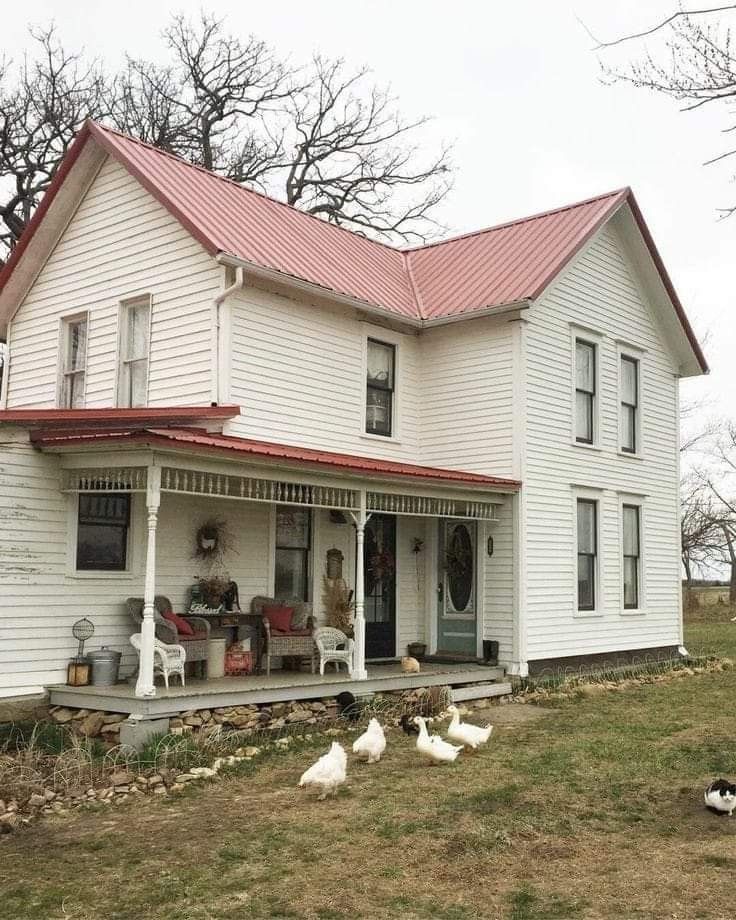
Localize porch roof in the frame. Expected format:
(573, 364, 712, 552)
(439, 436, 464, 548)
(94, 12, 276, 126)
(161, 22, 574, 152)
(32, 424, 520, 491)
(0, 405, 240, 428)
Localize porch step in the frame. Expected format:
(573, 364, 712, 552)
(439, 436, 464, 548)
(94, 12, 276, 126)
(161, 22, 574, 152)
(422, 654, 498, 667)
(451, 681, 513, 703)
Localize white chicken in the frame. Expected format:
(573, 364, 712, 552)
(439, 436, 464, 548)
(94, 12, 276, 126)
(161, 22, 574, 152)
(352, 718, 387, 764)
(414, 716, 463, 765)
(298, 742, 347, 799)
(446, 705, 493, 751)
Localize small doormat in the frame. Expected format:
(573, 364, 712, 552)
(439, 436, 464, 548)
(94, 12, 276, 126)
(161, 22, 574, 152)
(421, 654, 490, 666)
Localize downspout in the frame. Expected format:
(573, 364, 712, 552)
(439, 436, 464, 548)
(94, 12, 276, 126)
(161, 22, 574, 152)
(212, 265, 245, 406)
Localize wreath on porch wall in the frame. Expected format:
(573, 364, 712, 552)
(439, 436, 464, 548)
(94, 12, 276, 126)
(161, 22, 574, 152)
(193, 518, 233, 565)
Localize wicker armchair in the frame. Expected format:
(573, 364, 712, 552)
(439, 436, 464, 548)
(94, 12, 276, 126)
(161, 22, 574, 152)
(313, 627, 355, 676)
(251, 595, 315, 676)
(126, 596, 210, 676)
(130, 633, 186, 689)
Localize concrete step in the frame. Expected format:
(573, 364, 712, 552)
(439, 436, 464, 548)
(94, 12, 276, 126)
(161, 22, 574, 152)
(451, 681, 513, 703)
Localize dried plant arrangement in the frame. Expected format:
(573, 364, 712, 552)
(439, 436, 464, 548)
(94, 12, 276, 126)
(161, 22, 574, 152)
(322, 576, 354, 636)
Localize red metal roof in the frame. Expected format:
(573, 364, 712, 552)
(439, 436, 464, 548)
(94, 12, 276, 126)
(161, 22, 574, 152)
(30, 425, 520, 491)
(0, 120, 707, 373)
(0, 406, 240, 429)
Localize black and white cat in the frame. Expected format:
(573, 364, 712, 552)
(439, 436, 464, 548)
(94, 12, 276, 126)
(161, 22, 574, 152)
(704, 779, 736, 816)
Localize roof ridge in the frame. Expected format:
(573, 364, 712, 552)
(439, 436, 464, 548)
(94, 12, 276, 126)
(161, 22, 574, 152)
(403, 187, 631, 253)
(88, 120, 403, 255)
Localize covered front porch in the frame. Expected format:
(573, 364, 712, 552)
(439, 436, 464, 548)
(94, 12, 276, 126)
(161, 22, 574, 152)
(29, 415, 520, 710)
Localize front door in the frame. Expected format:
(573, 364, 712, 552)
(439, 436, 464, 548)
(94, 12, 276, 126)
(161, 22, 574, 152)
(364, 514, 396, 659)
(437, 519, 478, 656)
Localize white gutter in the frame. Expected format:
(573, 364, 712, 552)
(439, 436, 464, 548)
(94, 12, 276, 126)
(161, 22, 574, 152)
(215, 252, 530, 331)
(212, 265, 245, 405)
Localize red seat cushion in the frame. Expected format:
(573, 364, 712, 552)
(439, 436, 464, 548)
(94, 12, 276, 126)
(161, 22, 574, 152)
(162, 611, 195, 636)
(263, 605, 295, 633)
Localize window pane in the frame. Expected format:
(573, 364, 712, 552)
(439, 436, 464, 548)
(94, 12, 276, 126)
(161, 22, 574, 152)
(129, 359, 148, 408)
(367, 340, 394, 388)
(623, 556, 639, 608)
(576, 391, 593, 442)
(79, 494, 130, 525)
(274, 548, 308, 600)
(66, 372, 85, 409)
(623, 505, 639, 557)
(577, 500, 596, 554)
(366, 388, 392, 435)
(621, 404, 636, 452)
(127, 303, 150, 360)
(76, 493, 129, 571)
(276, 508, 310, 549)
(621, 357, 637, 405)
(576, 341, 594, 392)
(68, 320, 87, 372)
(577, 554, 595, 609)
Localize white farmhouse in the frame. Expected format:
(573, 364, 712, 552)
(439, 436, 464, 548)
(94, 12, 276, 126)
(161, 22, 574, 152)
(0, 121, 706, 713)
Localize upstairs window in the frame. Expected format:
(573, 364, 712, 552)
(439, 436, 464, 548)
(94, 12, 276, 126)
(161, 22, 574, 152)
(118, 298, 150, 407)
(76, 493, 130, 571)
(620, 355, 639, 454)
(577, 498, 597, 611)
(366, 339, 395, 437)
(622, 504, 641, 609)
(60, 315, 88, 409)
(575, 339, 596, 444)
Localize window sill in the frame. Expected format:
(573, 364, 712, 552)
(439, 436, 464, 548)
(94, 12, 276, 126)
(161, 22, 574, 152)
(572, 440, 602, 452)
(620, 608, 646, 616)
(573, 609, 604, 619)
(617, 450, 645, 461)
(65, 571, 138, 581)
(360, 432, 402, 446)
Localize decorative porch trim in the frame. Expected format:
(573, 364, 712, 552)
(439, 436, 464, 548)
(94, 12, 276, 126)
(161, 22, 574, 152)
(61, 466, 148, 492)
(367, 491, 499, 521)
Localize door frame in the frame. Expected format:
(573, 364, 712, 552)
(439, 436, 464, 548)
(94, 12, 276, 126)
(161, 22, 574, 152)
(363, 512, 397, 660)
(428, 518, 484, 658)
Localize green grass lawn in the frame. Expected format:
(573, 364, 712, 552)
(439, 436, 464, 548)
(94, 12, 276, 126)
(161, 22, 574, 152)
(4, 619, 736, 920)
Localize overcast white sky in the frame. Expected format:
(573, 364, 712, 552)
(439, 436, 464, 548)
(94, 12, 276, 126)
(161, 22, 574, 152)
(3, 1, 734, 417)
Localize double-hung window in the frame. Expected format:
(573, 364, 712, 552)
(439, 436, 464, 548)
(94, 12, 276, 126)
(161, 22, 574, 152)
(577, 498, 597, 611)
(575, 339, 596, 444)
(622, 504, 641, 609)
(620, 355, 639, 454)
(365, 339, 395, 437)
(118, 298, 150, 407)
(76, 493, 130, 571)
(274, 507, 311, 601)
(60, 315, 88, 408)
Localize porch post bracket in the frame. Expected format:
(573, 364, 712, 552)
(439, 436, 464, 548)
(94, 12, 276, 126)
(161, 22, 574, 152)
(348, 497, 372, 681)
(135, 466, 162, 699)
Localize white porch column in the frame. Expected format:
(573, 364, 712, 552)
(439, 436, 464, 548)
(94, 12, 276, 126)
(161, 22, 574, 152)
(135, 466, 161, 698)
(350, 492, 369, 681)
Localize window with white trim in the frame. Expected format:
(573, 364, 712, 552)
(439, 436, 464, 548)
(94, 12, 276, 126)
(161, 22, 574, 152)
(620, 355, 639, 454)
(575, 339, 596, 444)
(59, 314, 88, 408)
(622, 503, 641, 609)
(365, 338, 395, 437)
(117, 298, 150, 407)
(577, 498, 597, 611)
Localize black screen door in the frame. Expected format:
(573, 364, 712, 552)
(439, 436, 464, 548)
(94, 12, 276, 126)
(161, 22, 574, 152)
(364, 514, 396, 658)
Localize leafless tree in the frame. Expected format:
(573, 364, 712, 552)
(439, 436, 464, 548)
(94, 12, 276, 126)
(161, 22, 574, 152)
(590, 5, 736, 215)
(680, 472, 725, 598)
(0, 26, 110, 256)
(0, 14, 453, 261)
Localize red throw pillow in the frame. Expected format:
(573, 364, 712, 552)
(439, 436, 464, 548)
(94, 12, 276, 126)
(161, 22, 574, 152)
(263, 605, 295, 633)
(162, 611, 195, 637)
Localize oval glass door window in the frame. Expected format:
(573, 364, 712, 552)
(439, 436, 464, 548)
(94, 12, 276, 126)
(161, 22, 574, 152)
(446, 524, 474, 611)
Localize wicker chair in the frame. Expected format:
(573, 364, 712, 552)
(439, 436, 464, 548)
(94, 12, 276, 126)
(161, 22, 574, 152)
(126, 596, 210, 676)
(251, 595, 315, 676)
(130, 633, 186, 689)
(313, 627, 355, 676)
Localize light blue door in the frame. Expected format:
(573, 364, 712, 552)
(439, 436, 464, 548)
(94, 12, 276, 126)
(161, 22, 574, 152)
(437, 520, 477, 655)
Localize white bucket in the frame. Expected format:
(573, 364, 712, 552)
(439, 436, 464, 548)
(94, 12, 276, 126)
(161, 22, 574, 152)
(208, 638, 227, 679)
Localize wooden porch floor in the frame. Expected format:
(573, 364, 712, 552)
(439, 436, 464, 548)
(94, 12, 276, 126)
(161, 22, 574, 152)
(48, 662, 510, 717)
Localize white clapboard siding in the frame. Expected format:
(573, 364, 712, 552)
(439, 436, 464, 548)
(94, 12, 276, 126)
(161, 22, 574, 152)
(396, 517, 427, 650)
(418, 315, 515, 477)
(227, 288, 421, 461)
(523, 218, 681, 662)
(482, 499, 514, 663)
(6, 155, 220, 409)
